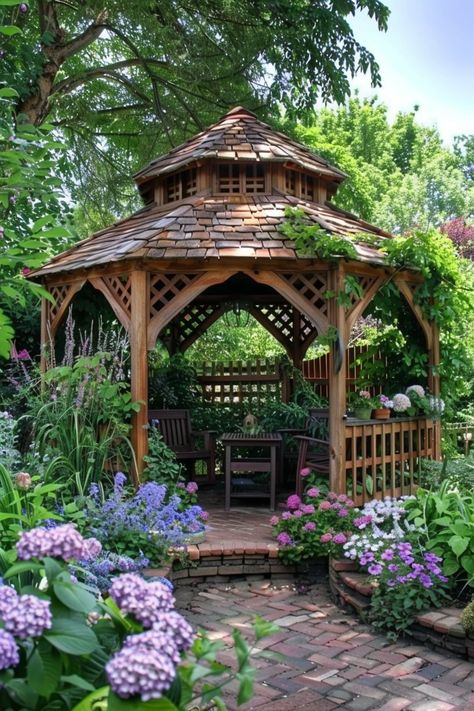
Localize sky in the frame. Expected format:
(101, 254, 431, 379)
(346, 0, 474, 146)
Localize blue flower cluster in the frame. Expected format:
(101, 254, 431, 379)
(84, 473, 207, 562)
(72, 551, 151, 592)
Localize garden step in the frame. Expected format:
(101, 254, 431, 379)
(339, 572, 374, 597)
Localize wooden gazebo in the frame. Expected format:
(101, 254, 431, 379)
(31, 107, 440, 501)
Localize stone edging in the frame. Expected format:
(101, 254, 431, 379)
(145, 541, 296, 585)
(329, 558, 474, 660)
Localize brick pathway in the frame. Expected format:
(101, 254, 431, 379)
(175, 578, 474, 711)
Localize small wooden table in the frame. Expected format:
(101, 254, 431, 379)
(220, 432, 282, 512)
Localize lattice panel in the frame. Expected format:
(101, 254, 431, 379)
(48, 284, 72, 324)
(167, 303, 223, 348)
(103, 275, 132, 318)
(252, 303, 316, 346)
(149, 273, 200, 320)
(281, 272, 329, 316)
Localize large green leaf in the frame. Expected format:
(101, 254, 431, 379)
(107, 690, 179, 710)
(71, 686, 109, 711)
(27, 645, 62, 698)
(53, 578, 98, 613)
(448, 535, 469, 557)
(45, 618, 99, 655)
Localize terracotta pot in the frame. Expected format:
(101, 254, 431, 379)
(373, 408, 391, 420)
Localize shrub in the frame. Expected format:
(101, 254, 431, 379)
(79, 473, 208, 564)
(272, 483, 358, 564)
(461, 600, 474, 635)
(0, 524, 273, 710)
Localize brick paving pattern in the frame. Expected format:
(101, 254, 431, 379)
(175, 578, 474, 711)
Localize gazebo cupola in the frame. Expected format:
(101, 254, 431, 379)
(30, 106, 440, 492)
(133, 106, 346, 208)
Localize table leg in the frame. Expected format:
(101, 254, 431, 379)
(225, 443, 231, 512)
(270, 444, 277, 512)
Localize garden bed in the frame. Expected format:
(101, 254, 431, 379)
(329, 557, 474, 660)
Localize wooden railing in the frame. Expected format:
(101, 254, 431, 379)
(344, 416, 439, 505)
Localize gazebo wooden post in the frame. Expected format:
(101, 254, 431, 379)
(130, 270, 149, 485)
(328, 263, 347, 495)
(428, 322, 442, 460)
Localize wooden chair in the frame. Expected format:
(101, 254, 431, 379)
(148, 409, 216, 484)
(294, 409, 335, 496)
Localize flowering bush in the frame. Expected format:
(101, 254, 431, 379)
(0, 524, 275, 710)
(80, 472, 208, 564)
(343, 497, 451, 639)
(70, 552, 150, 593)
(272, 485, 358, 564)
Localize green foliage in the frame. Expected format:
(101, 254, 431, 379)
(369, 569, 450, 641)
(149, 354, 199, 410)
(0, 1, 389, 225)
(461, 599, 474, 635)
(420, 455, 474, 491)
(0, 463, 64, 549)
(280, 207, 358, 260)
(404, 482, 474, 586)
(292, 97, 474, 232)
(143, 429, 183, 486)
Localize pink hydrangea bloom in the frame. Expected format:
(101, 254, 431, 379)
(306, 487, 320, 498)
(185, 482, 198, 494)
(320, 532, 333, 543)
(292, 510, 303, 518)
(304, 522, 316, 531)
(392, 393, 411, 412)
(299, 504, 315, 514)
(333, 533, 347, 544)
(281, 511, 292, 520)
(286, 494, 301, 510)
(270, 516, 279, 526)
(338, 508, 349, 518)
(276, 532, 293, 546)
(300, 467, 312, 477)
(319, 501, 331, 511)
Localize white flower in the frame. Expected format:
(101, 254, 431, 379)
(406, 384, 425, 398)
(392, 393, 411, 412)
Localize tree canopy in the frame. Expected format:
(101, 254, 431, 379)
(0, 0, 390, 228)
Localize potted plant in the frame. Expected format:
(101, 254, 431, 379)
(372, 394, 393, 419)
(349, 390, 373, 420)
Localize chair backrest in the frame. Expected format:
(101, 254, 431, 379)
(306, 408, 329, 440)
(148, 409, 193, 450)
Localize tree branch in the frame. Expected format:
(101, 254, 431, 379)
(55, 8, 108, 62)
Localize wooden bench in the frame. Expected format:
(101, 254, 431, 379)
(148, 409, 216, 484)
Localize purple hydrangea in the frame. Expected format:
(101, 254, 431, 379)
(185, 482, 198, 494)
(270, 516, 279, 526)
(1, 594, 52, 638)
(333, 533, 347, 544)
(299, 504, 315, 514)
(276, 532, 293, 546)
(0, 585, 19, 616)
(123, 629, 180, 664)
(16, 524, 102, 562)
(0, 629, 20, 670)
(151, 611, 194, 652)
(320, 533, 332, 543)
(306, 487, 320, 498)
(106, 641, 177, 700)
(303, 521, 316, 532)
(109, 574, 174, 627)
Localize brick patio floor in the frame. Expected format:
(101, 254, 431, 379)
(175, 578, 474, 711)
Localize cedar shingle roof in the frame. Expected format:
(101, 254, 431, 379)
(31, 194, 390, 278)
(133, 106, 346, 185)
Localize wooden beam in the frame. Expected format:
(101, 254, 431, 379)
(130, 271, 149, 484)
(328, 263, 347, 495)
(345, 275, 387, 342)
(88, 276, 131, 331)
